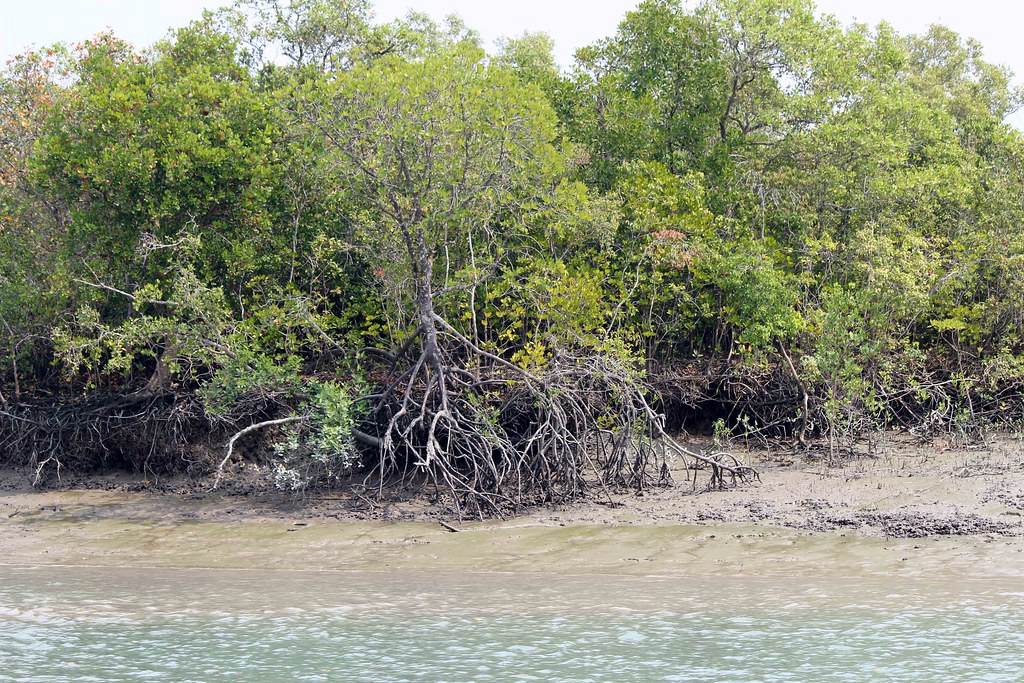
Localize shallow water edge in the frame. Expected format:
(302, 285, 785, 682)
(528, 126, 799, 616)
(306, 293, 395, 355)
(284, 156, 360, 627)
(3, 496, 1024, 580)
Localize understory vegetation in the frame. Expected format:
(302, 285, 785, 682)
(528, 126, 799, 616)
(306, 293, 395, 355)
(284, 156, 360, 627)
(3, 0, 1024, 511)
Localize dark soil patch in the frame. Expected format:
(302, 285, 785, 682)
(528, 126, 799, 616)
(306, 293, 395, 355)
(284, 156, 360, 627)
(861, 511, 1020, 538)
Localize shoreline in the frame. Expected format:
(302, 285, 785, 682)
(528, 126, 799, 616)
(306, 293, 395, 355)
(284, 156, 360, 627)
(3, 435, 1024, 579)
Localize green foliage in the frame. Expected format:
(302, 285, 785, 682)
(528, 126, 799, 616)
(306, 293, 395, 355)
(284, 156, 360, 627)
(32, 27, 284, 297)
(215, 0, 377, 71)
(302, 41, 563, 339)
(494, 32, 559, 87)
(6, 0, 1024, 473)
(308, 380, 360, 459)
(0, 46, 73, 394)
(695, 237, 804, 349)
(52, 267, 230, 384)
(200, 353, 303, 417)
(271, 379, 363, 491)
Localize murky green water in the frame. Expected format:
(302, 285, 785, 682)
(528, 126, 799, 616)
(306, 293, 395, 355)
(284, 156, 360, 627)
(1, 566, 1023, 682)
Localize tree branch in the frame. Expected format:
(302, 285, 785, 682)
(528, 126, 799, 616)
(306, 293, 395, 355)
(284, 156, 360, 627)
(214, 416, 310, 489)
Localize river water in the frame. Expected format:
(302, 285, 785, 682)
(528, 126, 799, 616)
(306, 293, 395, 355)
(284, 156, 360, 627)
(1, 566, 1022, 682)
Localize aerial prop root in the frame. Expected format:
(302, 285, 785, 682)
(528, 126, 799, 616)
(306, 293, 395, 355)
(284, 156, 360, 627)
(359, 314, 758, 512)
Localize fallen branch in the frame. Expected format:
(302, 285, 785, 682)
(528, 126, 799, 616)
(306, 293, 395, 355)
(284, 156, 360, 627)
(213, 416, 310, 489)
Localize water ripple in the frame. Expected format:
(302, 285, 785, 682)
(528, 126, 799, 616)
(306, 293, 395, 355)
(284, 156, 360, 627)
(2, 568, 1023, 682)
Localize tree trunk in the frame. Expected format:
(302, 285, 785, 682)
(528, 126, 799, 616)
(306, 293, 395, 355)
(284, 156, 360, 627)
(415, 231, 442, 375)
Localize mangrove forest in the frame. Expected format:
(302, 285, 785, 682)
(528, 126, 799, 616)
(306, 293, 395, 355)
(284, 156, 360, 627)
(3, 0, 1024, 512)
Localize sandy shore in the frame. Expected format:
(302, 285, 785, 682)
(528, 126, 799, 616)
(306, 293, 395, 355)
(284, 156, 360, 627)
(3, 435, 1023, 579)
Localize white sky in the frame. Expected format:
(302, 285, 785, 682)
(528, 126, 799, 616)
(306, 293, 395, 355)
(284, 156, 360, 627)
(2, 1, 1021, 123)
(2, 1, 1020, 68)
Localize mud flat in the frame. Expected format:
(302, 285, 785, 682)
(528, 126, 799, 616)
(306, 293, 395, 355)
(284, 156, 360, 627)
(2, 436, 1023, 578)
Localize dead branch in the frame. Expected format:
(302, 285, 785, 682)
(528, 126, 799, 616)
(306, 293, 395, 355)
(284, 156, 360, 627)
(73, 278, 180, 307)
(214, 415, 310, 489)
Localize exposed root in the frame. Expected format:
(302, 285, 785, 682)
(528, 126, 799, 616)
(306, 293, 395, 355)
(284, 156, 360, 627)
(0, 390, 210, 484)
(657, 438, 759, 490)
(651, 354, 1024, 453)
(358, 314, 759, 515)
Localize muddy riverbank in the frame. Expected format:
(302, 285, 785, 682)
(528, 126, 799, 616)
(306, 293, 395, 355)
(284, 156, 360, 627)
(3, 435, 1023, 578)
